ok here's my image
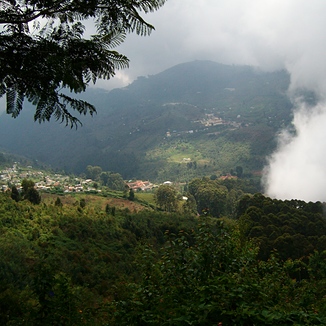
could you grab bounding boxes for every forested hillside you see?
[0,61,292,182]
[1,181,326,325]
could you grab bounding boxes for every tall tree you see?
[21,178,41,204]
[155,184,178,212]
[86,165,102,181]
[188,177,228,217]
[10,185,20,202]
[0,0,166,127]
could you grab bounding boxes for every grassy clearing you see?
[135,192,156,205]
[147,140,204,163]
[41,192,151,212]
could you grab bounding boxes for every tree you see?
[10,185,20,202]
[128,188,135,201]
[101,172,126,190]
[21,179,35,193]
[105,203,111,214]
[25,187,41,204]
[0,0,166,127]
[188,178,228,217]
[155,184,178,212]
[86,165,102,181]
[79,198,86,208]
[54,197,63,207]
[21,178,41,204]
[182,192,197,215]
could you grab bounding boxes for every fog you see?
[263,102,326,202]
[100,1,326,93]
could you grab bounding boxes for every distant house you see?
[127,180,153,191]
[219,174,238,181]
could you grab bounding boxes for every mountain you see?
[0,61,292,181]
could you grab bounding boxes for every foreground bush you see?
[110,220,326,325]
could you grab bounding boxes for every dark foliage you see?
[1,187,326,324]
[18,178,42,204]
[0,0,166,127]
[238,193,326,260]
[111,221,326,325]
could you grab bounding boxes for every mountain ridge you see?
[0,60,292,181]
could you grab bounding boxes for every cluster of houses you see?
[0,164,97,193]
[164,113,243,139]
[125,180,176,192]
[0,163,161,194]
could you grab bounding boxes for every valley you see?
[0,59,325,321]
[0,61,293,183]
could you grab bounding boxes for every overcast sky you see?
[97,0,326,93]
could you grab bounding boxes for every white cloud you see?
[263,102,326,202]
[99,1,326,89]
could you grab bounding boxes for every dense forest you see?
[1,175,326,325]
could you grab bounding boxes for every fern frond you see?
[1,0,167,126]
[34,98,55,122]
[139,0,167,13]
[106,51,129,70]
[53,102,81,129]
[98,29,127,49]
[0,82,6,98]
[6,87,24,118]
[34,96,82,129]
[60,93,97,116]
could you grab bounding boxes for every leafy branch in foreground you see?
[0,0,167,127]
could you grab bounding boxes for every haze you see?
[101,0,326,93]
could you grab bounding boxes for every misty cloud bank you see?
[263,101,326,202]
[256,1,326,202]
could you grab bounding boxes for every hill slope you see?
[0,61,292,181]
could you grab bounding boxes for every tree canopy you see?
[155,184,178,212]
[0,0,166,127]
[111,221,326,325]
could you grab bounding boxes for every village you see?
[0,163,95,193]
[0,160,237,196]
[0,162,160,194]
[165,112,242,139]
